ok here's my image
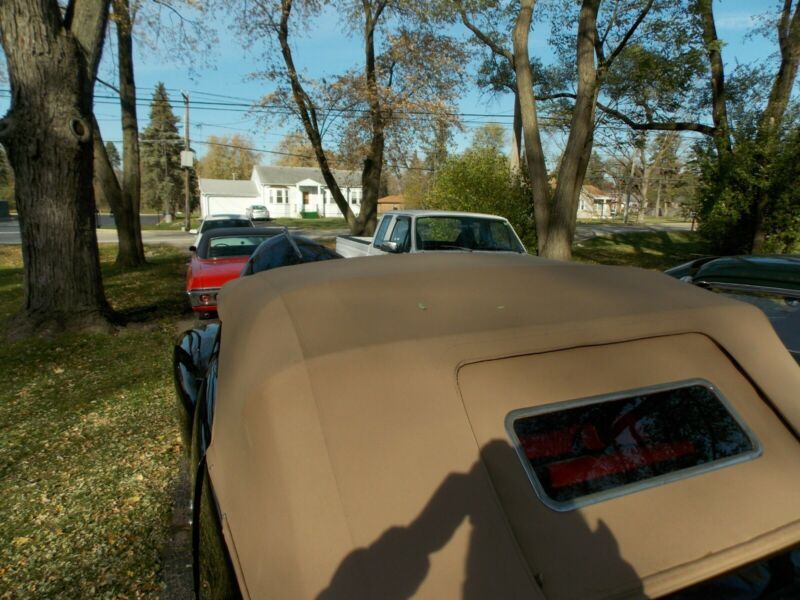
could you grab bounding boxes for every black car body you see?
[173,234,341,597]
[666,255,800,362]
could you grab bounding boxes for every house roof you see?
[378,194,404,205]
[198,178,259,197]
[254,165,361,187]
[582,184,614,199]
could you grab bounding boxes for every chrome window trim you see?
[505,378,763,513]
[696,280,800,299]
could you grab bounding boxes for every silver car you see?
[246,205,270,221]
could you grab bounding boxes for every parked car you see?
[190,214,253,247]
[186,227,282,317]
[666,255,800,363]
[335,210,527,257]
[245,204,270,221]
[175,253,800,599]
[176,233,339,448]
[241,231,341,277]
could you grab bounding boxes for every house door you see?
[302,191,310,206]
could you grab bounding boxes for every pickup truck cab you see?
[336,210,527,257]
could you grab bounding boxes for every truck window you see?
[373,216,393,247]
[416,216,524,252]
[388,217,411,252]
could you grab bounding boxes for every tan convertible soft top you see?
[211,253,800,599]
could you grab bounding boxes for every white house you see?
[198,165,362,219]
[577,184,617,219]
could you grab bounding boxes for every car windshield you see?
[415,216,524,253]
[201,219,252,233]
[251,206,266,211]
[705,287,800,362]
[202,235,273,259]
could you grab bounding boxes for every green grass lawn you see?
[573,231,708,270]
[272,217,347,230]
[0,245,189,598]
[0,230,705,597]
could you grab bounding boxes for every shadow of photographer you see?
[317,439,643,599]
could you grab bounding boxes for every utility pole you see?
[182,91,191,232]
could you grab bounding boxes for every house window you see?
[350,189,362,205]
[271,188,286,204]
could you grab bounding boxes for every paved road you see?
[1,219,691,247]
[0,219,348,246]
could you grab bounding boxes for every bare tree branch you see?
[455,0,514,63]
[602,0,655,71]
[96,76,120,94]
[538,92,718,136]
[152,0,197,25]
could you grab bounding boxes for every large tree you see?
[92,0,214,265]
[0,0,113,334]
[693,0,800,253]
[92,0,146,267]
[140,83,183,219]
[247,0,466,235]
[457,0,725,258]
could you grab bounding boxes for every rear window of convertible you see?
[507,380,761,511]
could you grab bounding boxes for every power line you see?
[121,137,437,172]
[0,87,713,137]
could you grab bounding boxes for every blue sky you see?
[0,1,784,165]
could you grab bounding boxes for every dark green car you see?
[666,255,800,363]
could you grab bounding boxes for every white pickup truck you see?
[335,210,527,257]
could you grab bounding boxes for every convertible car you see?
[666,255,800,362]
[175,254,800,599]
[186,227,282,316]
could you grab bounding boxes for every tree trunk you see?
[113,0,145,266]
[542,0,601,260]
[277,0,358,232]
[655,178,662,217]
[0,0,112,335]
[696,0,732,156]
[752,1,799,254]
[93,120,144,266]
[510,89,523,173]
[513,0,552,253]
[356,7,385,236]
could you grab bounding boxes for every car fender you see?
[173,323,220,450]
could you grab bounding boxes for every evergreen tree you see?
[140,83,183,217]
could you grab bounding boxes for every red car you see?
[187,227,282,316]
